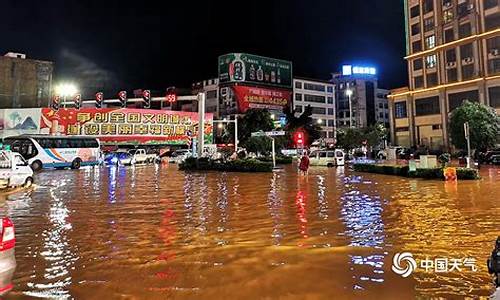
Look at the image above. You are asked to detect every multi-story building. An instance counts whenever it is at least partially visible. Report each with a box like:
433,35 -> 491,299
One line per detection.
192,78 -> 220,117
0,52 -> 53,108
389,0 -> 500,150
332,65 -> 390,128
293,77 -> 336,142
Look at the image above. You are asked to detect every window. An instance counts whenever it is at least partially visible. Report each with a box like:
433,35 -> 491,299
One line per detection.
304,83 -> 325,92
460,43 -> 474,59
395,102 -> 408,118
425,35 -> 436,49
295,93 -> 302,101
487,36 -> 500,53
295,81 -> 302,89
327,97 -> 334,104
328,120 -> 335,127
432,124 -> 442,130
444,28 -> 454,43
295,105 -> 303,113
327,86 -> 333,93
443,0 -> 453,7
458,1 -> 474,18
379,112 -> 384,119
446,48 -> 456,62
328,108 -> 334,115
427,72 -> 438,87
424,17 -> 435,31
488,86 -> 500,107
304,94 -> 326,103
488,58 -> 500,74
379,102 -> 384,109
413,58 -> 423,70
396,127 -> 410,132
486,13 -> 500,31
410,5 -> 420,18
426,54 -> 437,68
462,64 -> 475,79
319,152 -> 327,158
412,40 -> 422,52
484,0 -> 498,10
447,68 -> 458,82
448,90 -> 479,110
206,90 -> 217,99
411,23 -> 421,36
423,0 -> 434,13
415,96 -> 440,116
458,23 -> 472,38
443,9 -> 454,23
311,107 -> 326,115
414,75 -> 424,88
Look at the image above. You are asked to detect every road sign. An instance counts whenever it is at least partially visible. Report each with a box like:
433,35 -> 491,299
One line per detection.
252,131 -> 286,137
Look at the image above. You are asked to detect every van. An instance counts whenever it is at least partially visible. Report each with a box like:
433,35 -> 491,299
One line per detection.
0,150 -> 34,189
309,149 -> 345,167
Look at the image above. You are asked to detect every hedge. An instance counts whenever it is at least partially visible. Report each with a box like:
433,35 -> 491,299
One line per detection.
179,157 -> 273,172
256,156 -> 293,164
353,163 -> 480,180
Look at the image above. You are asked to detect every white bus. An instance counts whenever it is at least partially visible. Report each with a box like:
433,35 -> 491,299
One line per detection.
2,135 -> 101,171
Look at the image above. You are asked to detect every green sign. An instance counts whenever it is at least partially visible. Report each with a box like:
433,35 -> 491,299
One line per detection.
218,53 -> 293,89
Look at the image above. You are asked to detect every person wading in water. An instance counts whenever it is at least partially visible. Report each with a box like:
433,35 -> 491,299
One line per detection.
299,151 -> 310,175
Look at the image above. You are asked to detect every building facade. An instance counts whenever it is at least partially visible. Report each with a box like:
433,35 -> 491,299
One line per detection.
389,0 -> 500,150
0,52 -> 53,109
192,78 -> 220,117
332,67 -> 390,129
293,77 -> 336,142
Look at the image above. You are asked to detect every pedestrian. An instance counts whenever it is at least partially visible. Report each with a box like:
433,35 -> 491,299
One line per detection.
299,151 -> 310,175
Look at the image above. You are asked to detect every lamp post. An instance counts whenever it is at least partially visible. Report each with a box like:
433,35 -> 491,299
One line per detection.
345,89 -> 353,128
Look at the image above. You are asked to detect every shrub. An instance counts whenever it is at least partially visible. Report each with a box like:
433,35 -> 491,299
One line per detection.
354,163 -> 479,180
353,163 -> 409,176
256,156 -> 293,164
456,167 -> 480,180
179,158 -> 272,172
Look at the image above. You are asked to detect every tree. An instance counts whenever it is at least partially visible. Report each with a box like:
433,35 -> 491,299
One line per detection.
449,100 -> 500,151
336,124 -> 388,152
283,105 -> 322,146
237,109 -> 275,145
244,136 -> 272,155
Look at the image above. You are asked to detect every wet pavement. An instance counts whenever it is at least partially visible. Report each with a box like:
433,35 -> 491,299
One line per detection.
1,164 -> 499,299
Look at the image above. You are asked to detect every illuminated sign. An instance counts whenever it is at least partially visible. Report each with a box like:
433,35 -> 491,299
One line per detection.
342,65 -> 377,76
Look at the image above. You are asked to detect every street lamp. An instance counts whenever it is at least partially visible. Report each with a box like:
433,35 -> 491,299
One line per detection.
271,114 -> 276,120
317,119 -> 323,125
345,89 -> 354,128
55,83 -> 78,108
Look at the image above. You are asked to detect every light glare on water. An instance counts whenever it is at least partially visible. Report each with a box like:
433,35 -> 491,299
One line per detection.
1,164 -> 499,299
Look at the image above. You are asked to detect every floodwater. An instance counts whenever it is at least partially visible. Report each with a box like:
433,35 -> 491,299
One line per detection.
1,164 -> 499,299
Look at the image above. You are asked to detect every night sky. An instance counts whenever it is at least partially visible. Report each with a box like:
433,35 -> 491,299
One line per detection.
2,0 -> 407,96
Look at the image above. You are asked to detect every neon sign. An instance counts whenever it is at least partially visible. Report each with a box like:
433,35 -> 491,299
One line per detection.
342,65 -> 377,76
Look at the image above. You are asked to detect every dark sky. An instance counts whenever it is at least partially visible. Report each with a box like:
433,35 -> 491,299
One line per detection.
1,0 -> 408,95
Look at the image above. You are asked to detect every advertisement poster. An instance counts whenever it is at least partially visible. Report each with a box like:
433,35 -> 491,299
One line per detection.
0,108 -> 213,146
0,108 -> 41,137
219,53 -> 293,89
232,86 -> 291,113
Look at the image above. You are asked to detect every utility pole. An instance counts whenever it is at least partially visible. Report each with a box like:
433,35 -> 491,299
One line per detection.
464,122 -> 472,168
197,92 -> 205,158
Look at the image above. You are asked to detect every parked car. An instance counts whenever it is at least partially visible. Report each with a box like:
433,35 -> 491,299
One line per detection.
485,150 -> 500,164
0,150 -> 34,189
0,216 -> 16,296
309,149 -> 345,167
490,154 -> 500,165
169,149 -> 192,164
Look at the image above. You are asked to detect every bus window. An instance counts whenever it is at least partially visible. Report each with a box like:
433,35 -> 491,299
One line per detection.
84,139 -> 99,148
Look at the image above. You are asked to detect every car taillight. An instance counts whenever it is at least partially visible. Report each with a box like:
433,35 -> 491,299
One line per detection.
0,217 -> 15,251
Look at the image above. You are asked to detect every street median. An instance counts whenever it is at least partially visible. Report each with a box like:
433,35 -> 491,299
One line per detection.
179,157 -> 273,172
352,163 -> 480,180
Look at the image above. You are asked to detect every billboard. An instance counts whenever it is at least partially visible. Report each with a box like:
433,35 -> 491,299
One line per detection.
218,53 -> 292,89
232,86 -> 291,113
0,108 -> 213,146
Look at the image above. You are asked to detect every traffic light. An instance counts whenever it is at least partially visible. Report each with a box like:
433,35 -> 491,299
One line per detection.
166,87 -> 177,103
51,95 -> 60,111
74,94 -> 81,110
118,91 -> 127,108
143,90 -> 151,108
95,92 -> 103,108
294,131 -> 304,147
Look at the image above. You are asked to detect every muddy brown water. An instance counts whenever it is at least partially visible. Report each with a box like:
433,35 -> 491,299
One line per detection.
0,164 -> 499,299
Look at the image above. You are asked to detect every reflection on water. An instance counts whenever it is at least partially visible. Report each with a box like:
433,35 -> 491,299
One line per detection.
0,165 -> 499,299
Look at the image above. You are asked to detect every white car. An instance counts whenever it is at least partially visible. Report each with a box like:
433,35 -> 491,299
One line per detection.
169,149 -> 192,164
309,149 -> 345,167
0,150 -> 34,189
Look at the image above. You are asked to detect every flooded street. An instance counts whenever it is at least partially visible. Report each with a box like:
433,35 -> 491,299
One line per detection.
1,164 -> 499,299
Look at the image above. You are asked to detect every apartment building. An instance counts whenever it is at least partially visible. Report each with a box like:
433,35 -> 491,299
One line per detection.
389,0 -> 500,149
293,77 -> 336,142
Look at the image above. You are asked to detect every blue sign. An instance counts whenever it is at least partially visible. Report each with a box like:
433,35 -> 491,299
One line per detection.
342,65 -> 377,76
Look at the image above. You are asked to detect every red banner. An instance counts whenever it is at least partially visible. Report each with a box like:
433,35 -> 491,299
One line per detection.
232,86 -> 291,113
40,108 -> 213,146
